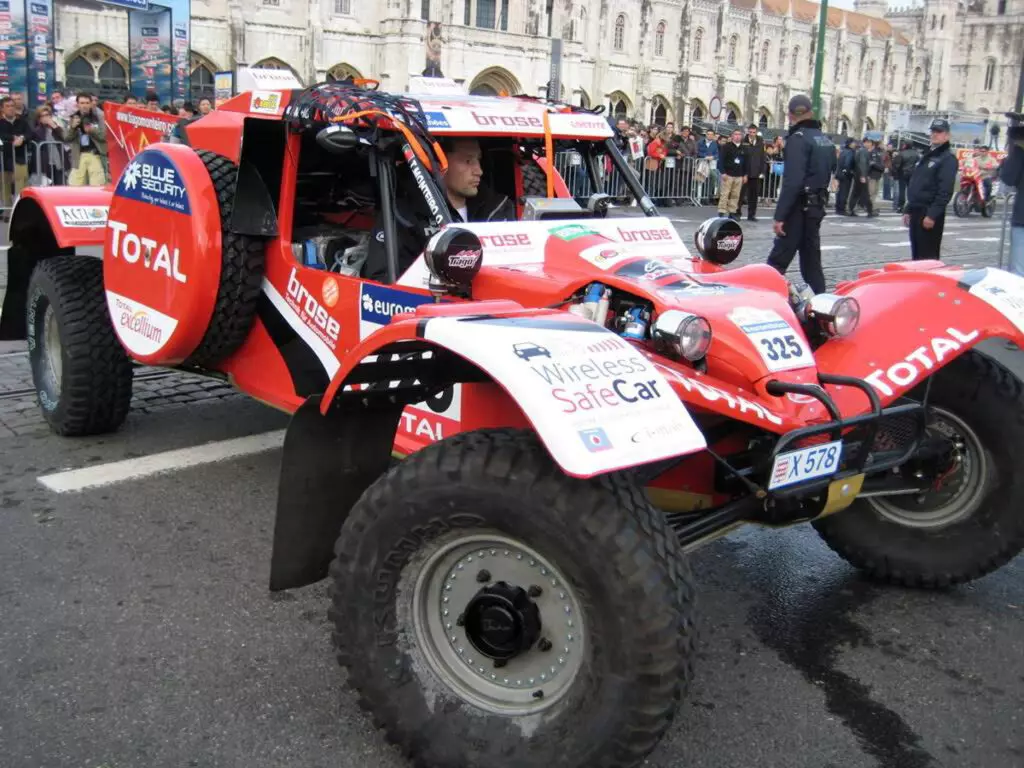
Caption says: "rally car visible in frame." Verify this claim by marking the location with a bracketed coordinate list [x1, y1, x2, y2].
[4, 79, 1024, 768]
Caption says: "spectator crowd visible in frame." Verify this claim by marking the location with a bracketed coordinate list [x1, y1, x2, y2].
[1, 88, 213, 215]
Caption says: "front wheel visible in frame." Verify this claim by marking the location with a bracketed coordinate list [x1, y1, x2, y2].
[328, 429, 696, 768]
[813, 350, 1024, 588]
[982, 195, 996, 218]
[953, 189, 972, 217]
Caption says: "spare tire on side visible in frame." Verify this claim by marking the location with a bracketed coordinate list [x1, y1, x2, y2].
[102, 145, 265, 369]
[185, 150, 266, 368]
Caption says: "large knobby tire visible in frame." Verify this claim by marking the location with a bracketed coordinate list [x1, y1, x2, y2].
[26, 256, 134, 436]
[328, 429, 696, 768]
[184, 150, 265, 368]
[813, 350, 1024, 588]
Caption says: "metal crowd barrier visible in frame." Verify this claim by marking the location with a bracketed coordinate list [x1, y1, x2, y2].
[552, 151, 788, 208]
[1, 140, 78, 218]
[998, 190, 1016, 271]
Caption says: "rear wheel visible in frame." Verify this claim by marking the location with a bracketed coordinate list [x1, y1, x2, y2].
[26, 256, 134, 436]
[953, 189, 972, 218]
[329, 429, 696, 768]
[813, 350, 1024, 588]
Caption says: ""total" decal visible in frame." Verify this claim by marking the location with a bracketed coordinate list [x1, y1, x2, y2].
[107, 219, 188, 283]
[863, 327, 979, 397]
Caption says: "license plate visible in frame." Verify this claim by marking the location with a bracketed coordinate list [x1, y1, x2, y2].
[768, 440, 843, 490]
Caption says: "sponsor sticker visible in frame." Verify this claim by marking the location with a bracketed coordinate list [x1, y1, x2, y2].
[115, 153, 190, 214]
[285, 268, 341, 347]
[359, 282, 433, 339]
[549, 223, 598, 241]
[424, 111, 451, 129]
[56, 205, 108, 228]
[250, 90, 282, 114]
[728, 307, 813, 373]
[614, 258, 686, 283]
[321, 275, 339, 308]
[423, 312, 706, 477]
[107, 219, 188, 283]
[577, 244, 634, 271]
[959, 267, 1024, 336]
[104, 290, 179, 357]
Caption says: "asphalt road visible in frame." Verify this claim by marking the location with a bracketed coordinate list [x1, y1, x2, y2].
[1, 206, 1023, 768]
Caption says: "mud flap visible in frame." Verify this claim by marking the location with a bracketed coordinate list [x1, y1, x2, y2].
[269, 394, 404, 591]
[0, 243, 33, 340]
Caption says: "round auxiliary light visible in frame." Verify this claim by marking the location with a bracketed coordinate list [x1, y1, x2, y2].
[807, 293, 860, 338]
[653, 309, 713, 361]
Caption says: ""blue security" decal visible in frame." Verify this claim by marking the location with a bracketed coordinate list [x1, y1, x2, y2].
[115, 150, 191, 215]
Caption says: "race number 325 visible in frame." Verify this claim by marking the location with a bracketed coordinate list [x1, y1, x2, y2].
[750, 326, 812, 371]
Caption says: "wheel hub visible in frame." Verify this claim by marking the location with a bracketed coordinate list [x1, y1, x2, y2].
[412, 534, 585, 715]
[463, 581, 542, 661]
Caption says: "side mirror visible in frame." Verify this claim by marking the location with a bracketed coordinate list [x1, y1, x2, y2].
[316, 124, 359, 154]
[693, 216, 743, 265]
[586, 193, 612, 218]
[425, 227, 484, 295]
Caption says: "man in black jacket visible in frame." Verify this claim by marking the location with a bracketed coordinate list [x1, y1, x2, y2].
[718, 129, 747, 220]
[741, 124, 766, 221]
[835, 139, 856, 215]
[849, 139, 874, 216]
[765, 94, 835, 294]
[364, 137, 516, 282]
[904, 118, 958, 261]
[0, 96, 29, 216]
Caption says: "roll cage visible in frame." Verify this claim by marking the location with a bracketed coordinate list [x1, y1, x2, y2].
[283, 81, 659, 283]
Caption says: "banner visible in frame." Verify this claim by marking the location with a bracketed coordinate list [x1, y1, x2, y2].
[214, 70, 232, 106]
[167, 0, 189, 103]
[0, 0, 28, 99]
[103, 101, 179, 182]
[25, 0, 54, 107]
[129, 7, 172, 103]
[423, 21, 442, 77]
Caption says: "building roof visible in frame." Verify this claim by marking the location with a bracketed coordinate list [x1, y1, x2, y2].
[735, 0, 912, 43]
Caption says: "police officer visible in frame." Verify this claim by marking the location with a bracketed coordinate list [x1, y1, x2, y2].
[766, 94, 836, 294]
[904, 117, 958, 260]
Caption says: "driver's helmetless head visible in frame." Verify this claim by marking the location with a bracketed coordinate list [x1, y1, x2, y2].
[442, 137, 483, 202]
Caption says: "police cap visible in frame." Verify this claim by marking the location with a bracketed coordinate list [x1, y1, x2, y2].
[787, 94, 814, 117]
[930, 117, 951, 132]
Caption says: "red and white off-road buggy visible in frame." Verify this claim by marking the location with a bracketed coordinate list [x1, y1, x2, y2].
[5, 79, 1024, 768]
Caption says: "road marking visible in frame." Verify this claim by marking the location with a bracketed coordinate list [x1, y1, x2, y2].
[820, 245, 848, 250]
[37, 430, 286, 493]
[956, 237, 1000, 242]
[877, 242, 911, 247]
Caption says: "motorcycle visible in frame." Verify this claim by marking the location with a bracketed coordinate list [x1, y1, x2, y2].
[953, 168, 996, 218]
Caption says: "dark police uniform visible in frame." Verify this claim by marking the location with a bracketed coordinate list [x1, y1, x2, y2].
[905, 118, 958, 261]
[766, 96, 836, 294]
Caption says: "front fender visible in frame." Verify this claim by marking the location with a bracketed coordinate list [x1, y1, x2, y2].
[10, 185, 113, 248]
[323, 300, 708, 479]
[816, 265, 1024, 412]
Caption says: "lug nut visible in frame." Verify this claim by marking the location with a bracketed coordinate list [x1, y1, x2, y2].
[532, 689, 544, 699]
[537, 638, 552, 652]
[493, 659, 507, 668]
[456, 613, 465, 627]
[528, 585, 543, 598]
[476, 569, 491, 583]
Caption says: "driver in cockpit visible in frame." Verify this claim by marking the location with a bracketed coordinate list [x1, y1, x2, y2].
[363, 137, 516, 282]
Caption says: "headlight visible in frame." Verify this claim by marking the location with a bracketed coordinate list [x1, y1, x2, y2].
[653, 309, 713, 361]
[807, 294, 860, 337]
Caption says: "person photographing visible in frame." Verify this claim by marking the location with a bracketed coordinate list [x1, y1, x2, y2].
[764, 94, 835, 295]
[903, 118, 957, 260]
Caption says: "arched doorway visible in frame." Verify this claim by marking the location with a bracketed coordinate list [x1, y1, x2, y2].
[649, 96, 672, 127]
[64, 44, 130, 101]
[864, 116, 875, 131]
[690, 98, 707, 123]
[757, 107, 771, 128]
[839, 115, 851, 135]
[469, 66, 521, 97]
[327, 63, 363, 83]
[608, 91, 633, 120]
[190, 52, 217, 103]
[252, 57, 304, 85]
[576, 88, 591, 109]
[725, 103, 741, 124]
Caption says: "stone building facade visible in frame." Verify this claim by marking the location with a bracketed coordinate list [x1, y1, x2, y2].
[53, 0, 996, 135]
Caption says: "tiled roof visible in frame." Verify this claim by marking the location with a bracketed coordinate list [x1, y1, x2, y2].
[737, 0, 908, 41]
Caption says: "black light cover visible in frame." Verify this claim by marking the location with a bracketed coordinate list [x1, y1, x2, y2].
[425, 227, 484, 288]
[693, 216, 743, 265]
